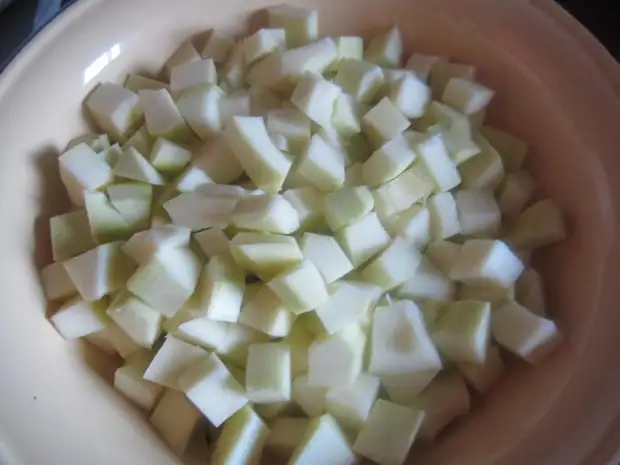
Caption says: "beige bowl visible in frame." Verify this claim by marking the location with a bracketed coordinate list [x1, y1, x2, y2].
[1, 0, 620, 464]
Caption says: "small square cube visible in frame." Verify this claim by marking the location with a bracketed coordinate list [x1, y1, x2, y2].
[246, 343, 292, 404]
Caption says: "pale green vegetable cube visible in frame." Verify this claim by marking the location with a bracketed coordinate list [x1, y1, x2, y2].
[480, 125, 528, 172]
[425, 240, 462, 276]
[107, 182, 153, 231]
[414, 133, 461, 192]
[148, 137, 191, 174]
[246, 343, 292, 403]
[449, 239, 524, 287]
[124, 125, 155, 156]
[163, 41, 201, 77]
[457, 282, 514, 310]
[332, 93, 362, 136]
[333, 36, 364, 65]
[199, 255, 245, 322]
[344, 162, 363, 187]
[143, 336, 208, 389]
[193, 228, 229, 258]
[65, 133, 110, 152]
[299, 232, 353, 285]
[139, 89, 194, 143]
[150, 389, 202, 455]
[433, 300, 491, 364]
[516, 268, 546, 316]
[381, 204, 431, 248]
[308, 324, 366, 387]
[194, 133, 243, 185]
[429, 192, 461, 241]
[90, 322, 140, 358]
[373, 169, 433, 219]
[267, 260, 328, 314]
[249, 85, 283, 116]
[266, 108, 311, 154]
[336, 212, 391, 266]
[163, 192, 238, 231]
[50, 210, 95, 261]
[106, 292, 163, 348]
[457, 345, 505, 393]
[177, 85, 224, 139]
[113, 146, 165, 185]
[170, 58, 217, 94]
[283, 320, 315, 377]
[50, 296, 108, 339]
[114, 351, 163, 412]
[63, 241, 135, 302]
[219, 90, 252, 125]
[353, 400, 424, 465]
[201, 31, 235, 63]
[231, 194, 300, 234]
[496, 170, 536, 216]
[178, 352, 249, 426]
[315, 281, 379, 334]
[362, 133, 416, 187]
[245, 28, 287, 66]
[326, 372, 380, 430]
[59, 143, 114, 206]
[224, 116, 292, 194]
[289, 414, 354, 465]
[381, 370, 440, 405]
[297, 134, 345, 192]
[240, 285, 294, 338]
[85, 83, 142, 142]
[211, 406, 270, 465]
[507, 199, 567, 250]
[84, 191, 132, 243]
[442, 77, 494, 115]
[395, 258, 455, 301]
[334, 59, 384, 103]
[365, 26, 403, 68]
[362, 237, 422, 291]
[362, 97, 410, 146]
[388, 74, 430, 118]
[124, 74, 168, 93]
[430, 61, 476, 98]
[459, 134, 505, 190]
[323, 186, 374, 231]
[266, 417, 309, 455]
[282, 186, 324, 230]
[291, 374, 328, 417]
[219, 42, 247, 91]
[230, 232, 303, 280]
[291, 74, 341, 129]
[267, 5, 318, 47]
[127, 247, 201, 317]
[122, 225, 191, 264]
[405, 53, 443, 81]
[492, 301, 561, 363]
[174, 164, 213, 192]
[456, 188, 501, 236]
[40, 261, 77, 301]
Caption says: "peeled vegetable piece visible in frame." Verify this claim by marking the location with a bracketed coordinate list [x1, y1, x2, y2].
[299, 233, 353, 285]
[442, 77, 494, 115]
[266, 417, 309, 456]
[143, 336, 208, 389]
[231, 194, 300, 234]
[291, 374, 328, 417]
[291, 73, 341, 129]
[178, 352, 249, 427]
[139, 89, 194, 143]
[323, 186, 374, 231]
[335, 212, 391, 267]
[267, 260, 328, 314]
[193, 228, 230, 258]
[352, 399, 425, 465]
[224, 116, 292, 194]
[297, 134, 346, 192]
[428, 192, 461, 241]
[170, 58, 217, 94]
[163, 192, 238, 231]
[395, 258, 456, 301]
[163, 41, 201, 77]
[127, 247, 201, 317]
[362, 133, 416, 187]
[239, 285, 294, 338]
[245, 343, 292, 404]
[492, 301, 561, 363]
[449, 239, 524, 288]
[199, 255, 245, 323]
[282, 186, 323, 230]
[85, 83, 142, 142]
[114, 351, 163, 412]
[480, 125, 528, 172]
[388, 73, 430, 119]
[148, 137, 191, 174]
[455, 188, 501, 236]
[106, 292, 163, 348]
[457, 345, 505, 393]
[430, 62, 476, 98]
[50, 210, 95, 261]
[89, 322, 140, 358]
[433, 300, 492, 364]
[40, 262, 77, 301]
[211, 406, 270, 465]
[373, 169, 433, 219]
[405, 53, 442, 81]
[362, 97, 410, 146]
[122, 225, 191, 264]
[283, 320, 315, 377]
[63, 241, 135, 302]
[107, 182, 153, 231]
[266, 108, 311, 154]
[426, 240, 462, 276]
[59, 143, 114, 206]
[515, 268, 546, 316]
[506, 199, 567, 250]
[314, 281, 380, 334]
[334, 59, 384, 104]
[84, 191, 132, 243]
[150, 389, 203, 455]
[414, 133, 461, 192]
[50, 296, 108, 340]
[365, 26, 403, 68]
[326, 372, 381, 431]
[288, 414, 355, 465]
[176, 85, 224, 139]
[382, 204, 431, 248]
[267, 4, 318, 47]
[362, 237, 422, 291]
[458, 134, 504, 190]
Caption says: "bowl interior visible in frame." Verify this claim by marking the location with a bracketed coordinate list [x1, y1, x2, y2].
[1, 0, 620, 464]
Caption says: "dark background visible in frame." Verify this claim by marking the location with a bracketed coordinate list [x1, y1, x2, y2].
[0, 0, 618, 70]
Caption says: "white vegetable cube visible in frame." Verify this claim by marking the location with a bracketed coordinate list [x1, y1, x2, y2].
[267, 5, 318, 47]
[225, 116, 292, 194]
[326, 373, 380, 430]
[308, 324, 366, 387]
[323, 186, 374, 231]
[369, 301, 443, 378]
[334, 59, 384, 103]
[63, 241, 135, 302]
[150, 389, 202, 455]
[426, 240, 462, 276]
[433, 300, 491, 364]
[395, 258, 456, 301]
[230, 232, 303, 281]
[84, 191, 132, 243]
[173, 165, 212, 193]
[459, 134, 505, 190]
[507, 199, 567, 249]
[492, 301, 561, 363]
[361, 237, 422, 291]
[219, 90, 252, 124]
[199, 255, 245, 322]
[291, 74, 341, 129]
[457, 282, 514, 310]
[429, 192, 461, 240]
[382, 204, 431, 248]
[299, 233, 353, 285]
[266, 108, 311, 154]
[284, 320, 315, 377]
[268, 260, 328, 314]
[315, 281, 380, 334]
[143, 336, 207, 389]
[297, 134, 346, 192]
[516, 268, 546, 316]
[333, 36, 364, 63]
[170, 58, 217, 94]
[458, 345, 505, 393]
[289, 414, 354, 465]
[246, 343, 292, 403]
[240, 285, 294, 337]
[122, 225, 191, 264]
[365, 26, 403, 68]
[50, 296, 108, 339]
[449, 239, 524, 287]
[497, 170, 536, 216]
[107, 182, 153, 230]
[40, 261, 77, 301]
[332, 93, 362, 136]
[148, 137, 191, 174]
[373, 169, 433, 219]
[114, 351, 163, 411]
[414, 133, 461, 192]
[139, 89, 193, 143]
[245, 28, 287, 65]
[193, 228, 229, 258]
[163, 41, 201, 77]
[85, 83, 142, 142]
[266, 417, 309, 455]
[193, 133, 243, 184]
[430, 62, 476, 98]
[292, 374, 328, 417]
[106, 292, 163, 348]
[405, 53, 442, 81]
[388, 74, 430, 118]
[163, 192, 237, 231]
[456, 189, 501, 236]
[211, 406, 270, 465]
[231, 194, 300, 234]
[480, 125, 528, 172]
[92, 322, 140, 358]
[59, 143, 114, 205]
[353, 400, 425, 465]
[219, 41, 246, 90]
[124, 74, 168, 93]
[381, 370, 440, 405]
[127, 247, 201, 317]
[178, 352, 249, 426]
[336, 212, 391, 267]
[113, 146, 165, 185]
[414, 372, 471, 441]
[442, 77, 494, 115]
[201, 31, 235, 63]
[362, 97, 410, 146]
[282, 187, 323, 230]
[362, 133, 416, 187]
[176, 85, 224, 139]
